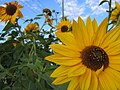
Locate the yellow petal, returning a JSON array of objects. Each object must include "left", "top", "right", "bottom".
[
  {"left": 115, "top": 1, "right": 120, "bottom": 11},
  {"left": 112, "top": 9, "right": 119, "bottom": 15},
  {"left": 11, "top": 14, "right": 17, "bottom": 24},
  {"left": 67, "top": 77, "right": 80, "bottom": 90},
  {"left": 110, "top": 15, "right": 117, "bottom": 20},
  {"left": 80, "top": 69, "right": 91, "bottom": 90},
  {"left": 88, "top": 71, "right": 98, "bottom": 90},
  {"left": 56, "top": 32, "right": 80, "bottom": 51},
  {"left": 100, "top": 68, "right": 117, "bottom": 90},
  {"left": 68, "top": 64, "right": 86, "bottom": 77},
  {"left": 93, "top": 18, "right": 108, "bottom": 46},
  {"left": 45, "top": 54, "right": 81, "bottom": 66},
  {"left": 49, "top": 44, "right": 80, "bottom": 57},
  {"left": 101, "top": 25, "right": 120, "bottom": 49},
  {"left": 109, "top": 64, "right": 120, "bottom": 71},
  {"left": 105, "top": 68, "right": 120, "bottom": 89},
  {"left": 98, "top": 71, "right": 111, "bottom": 90},
  {"left": 52, "top": 76, "right": 72, "bottom": 85},
  {"left": 72, "top": 19, "right": 85, "bottom": 49},
  {"left": 17, "top": 10, "right": 23, "bottom": 18},
  {"left": 109, "top": 55, "right": 120, "bottom": 64},
  {"left": 78, "top": 17, "right": 90, "bottom": 46},
  {"left": 106, "top": 41, "right": 120, "bottom": 55},
  {"left": 51, "top": 66, "right": 69, "bottom": 77},
  {"left": 18, "top": 4, "right": 24, "bottom": 8},
  {"left": 86, "top": 17, "right": 94, "bottom": 43},
  {"left": 92, "top": 18, "right": 98, "bottom": 33}
]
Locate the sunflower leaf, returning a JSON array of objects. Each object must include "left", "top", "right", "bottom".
[{"left": 99, "top": 0, "right": 109, "bottom": 6}]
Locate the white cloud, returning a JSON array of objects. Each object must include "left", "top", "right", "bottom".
[
  {"left": 85, "top": 0, "right": 107, "bottom": 15},
  {"left": 55, "top": 0, "right": 120, "bottom": 20},
  {"left": 55, "top": 0, "right": 88, "bottom": 20}
]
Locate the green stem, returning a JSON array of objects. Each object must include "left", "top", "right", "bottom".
[
  {"left": 106, "top": 0, "right": 112, "bottom": 31},
  {"left": 33, "top": 37, "right": 36, "bottom": 56},
  {"left": 40, "top": 21, "right": 46, "bottom": 31},
  {"left": 62, "top": 0, "right": 64, "bottom": 20}
]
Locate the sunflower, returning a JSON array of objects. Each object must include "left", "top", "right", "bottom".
[
  {"left": 24, "top": 23, "right": 39, "bottom": 33},
  {"left": 56, "top": 20, "right": 71, "bottom": 32},
  {"left": 110, "top": 1, "right": 120, "bottom": 22},
  {"left": 0, "top": 1, "right": 23, "bottom": 24},
  {"left": 45, "top": 16, "right": 120, "bottom": 90}
]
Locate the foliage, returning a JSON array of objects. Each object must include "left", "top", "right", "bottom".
[
  {"left": 0, "top": 3, "right": 68, "bottom": 89},
  {"left": 0, "top": 0, "right": 120, "bottom": 90}
]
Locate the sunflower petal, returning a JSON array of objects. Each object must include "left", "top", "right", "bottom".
[
  {"left": 56, "top": 32, "right": 80, "bottom": 51},
  {"left": 52, "top": 76, "right": 72, "bottom": 85},
  {"left": 115, "top": 1, "right": 120, "bottom": 11},
  {"left": 109, "top": 55, "right": 120, "bottom": 64},
  {"left": 106, "top": 41, "right": 120, "bottom": 55},
  {"left": 49, "top": 44, "right": 80, "bottom": 57},
  {"left": 72, "top": 19, "right": 85, "bottom": 49},
  {"left": 92, "top": 18, "right": 98, "bottom": 33},
  {"left": 105, "top": 68, "right": 120, "bottom": 89},
  {"left": 86, "top": 17, "right": 94, "bottom": 43},
  {"left": 80, "top": 69, "right": 91, "bottom": 90},
  {"left": 67, "top": 77, "right": 80, "bottom": 90},
  {"left": 68, "top": 64, "right": 86, "bottom": 77},
  {"left": 98, "top": 72, "right": 111, "bottom": 90},
  {"left": 78, "top": 17, "right": 90, "bottom": 46},
  {"left": 88, "top": 71, "right": 98, "bottom": 90},
  {"left": 45, "top": 54, "right": 81, "bottom": 66},
  {"left": 93, "top": 18, "right": 108, "bottom": 46},
  {"left": 99, "top": 69, "right": 119, "bottom": 90},
  {"left": 51, "top": 66, "right": 69, "bottom": 77},
  {"left": 101, "top": 25, "right": 120, "bottom": 49},
  {"left": 109, "top": 64, "right": 120, "bottom": 71},
  {"left": 17, "top": 10, "right": 23, "bottom": 18}
]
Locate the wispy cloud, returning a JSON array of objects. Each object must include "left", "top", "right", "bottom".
[
  {"left": 55, "top": 0, "right": 88, "bottom": 20},
  {"left": 55, "top": 0, "right": 120, "bottom": 20}
]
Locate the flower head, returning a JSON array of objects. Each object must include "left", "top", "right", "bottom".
[
  {"left": 0, "top": 1, "right": 23, "bottom": 24},
  {"left": 56, "top": 20, "right": 71, "bottom": 32},
  {"left": 110, "top": 1, "right": 120, "bottom": 22},
  {"left": 45, "top": 16, "right": 120, "bottom": 90},
  {"left": 24, "top": 23, "right": 39, "bottom": 33}
]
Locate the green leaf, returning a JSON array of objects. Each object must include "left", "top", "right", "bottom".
[
  {"left": 99, "top": 0, "right": 109, "bottom": 6},
  {"left": 2, "top": 22, "right": 15, "bottom": 37},
  {"left": 0, "top": 72, "right": 7, "bottom": 80},
  {"left": 13, "top": 44, "right": 24, "bottom": 60},
  {"left": 34, "top": 17, "right": 41, "bottom": 20},
  {"left": 37, "top": 14, "right": 44, "bottom": 16}
]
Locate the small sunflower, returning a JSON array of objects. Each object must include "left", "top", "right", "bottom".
[
  {"left": 56, "top": 20, "right": 71, "bottom": 32},
  {"left": 110, "top": 1, "right": 120, "bottom": 22},
  {"left": 45, "top": 16, "right": 120, "bottom": 90},
  {"left": 0, "top": 1, "right": 23, "bottom": 24},
  {"left": 24, "top": 23, "right": 39, "bottom": 33}
]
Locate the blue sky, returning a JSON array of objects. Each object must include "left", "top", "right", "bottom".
[{"left": 0, "top": 0, "right": 120, "bottom": 32}]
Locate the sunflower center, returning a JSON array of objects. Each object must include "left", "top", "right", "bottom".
[
  {"left": 61, "top": 25, "right": 68, "bottom": 32},
  {"left": 81, "top": 46, "right": 109, "bottom": 71},
  {"left": 6, "top": 4, "right": 17, "bottom": 15}
]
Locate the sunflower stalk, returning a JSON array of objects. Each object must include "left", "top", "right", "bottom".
[
  {"left": 107, "top": 0, "right": 112, "bottom": 31},
  {"left": 62, "top": 0, "right": 65, "bottom": 20}
]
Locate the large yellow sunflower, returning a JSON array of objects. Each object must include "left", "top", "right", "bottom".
[
  {"left": 0, "top": 1, "right": 23, "bottom": 24},
  {"left": 110, "top": 1, "right": 120, "bottom": 21},
  {"left": 45, "top": 16, "right": 120, "bottom": 90},
  {"left": 56, "top": 20, "right": 71, "bottom": 32}
]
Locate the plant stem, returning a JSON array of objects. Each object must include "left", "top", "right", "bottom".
[
  {"left": 107, "top": 0, "right": 112, "bottom": 31},
  {"left": 62, "top": 0, "right": 64, "bottom": 20}
]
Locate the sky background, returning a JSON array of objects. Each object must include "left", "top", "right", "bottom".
[{"left": 0, "top": 0, "right": 120, "bottom": 32}]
